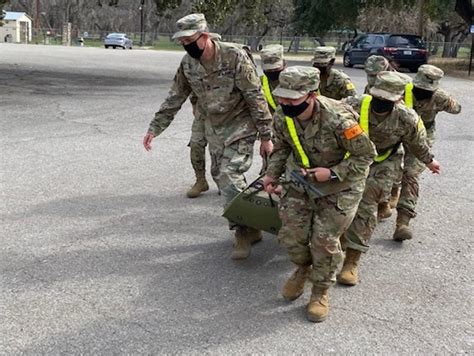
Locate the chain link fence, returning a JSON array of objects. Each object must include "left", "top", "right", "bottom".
[{"left": 25, "top": 28, "right": 473, "bottom": 60}]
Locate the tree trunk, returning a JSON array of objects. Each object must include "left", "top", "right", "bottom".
[{"left": 252, "top": 25, "right": 269, "bottom": 51}]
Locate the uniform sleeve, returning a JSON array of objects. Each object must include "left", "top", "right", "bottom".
[
  {"left": 148, "top": 63, "right": 192, "bottom": 136},
  {"left": 330, "top": 111, "right": 376, "bottom": 181},
  {"left": 338, "top": 72, "right": 357, "bottom": 98},
  {"left": 265, "top": 114, "right": 292, "bottom": 179},
  {"left": 401, "top": 109, "right": 434, "bottom": 164},
  {"left": 341, "top": 95, "right": 363, "bottom": 113},
  {"left": 235, "top": 51, "right": 273, "bottom": 140},
  {"left": 435, "top": 89, "right": 461, "bottom": 114}
]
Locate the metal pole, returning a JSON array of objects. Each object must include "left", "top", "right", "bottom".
[
  {"left": 469, "top": 35, "right": 473, "bottom": 76},
  {"left": 140, "top": 0, "right": 145, "bottom": 47},
  {"left": 35, "top": 0, "right": 40, "bottom": 43}
]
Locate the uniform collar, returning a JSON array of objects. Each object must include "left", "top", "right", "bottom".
[{"left": 292, "top": 99, "right": 320, "bottom": 139}]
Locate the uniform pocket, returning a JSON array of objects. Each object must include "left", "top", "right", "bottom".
[{"left": 237, "top": 136, "right": 255, "bottom": 155}]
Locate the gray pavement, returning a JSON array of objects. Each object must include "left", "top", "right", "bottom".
[{"left": 1, "top": 43, "right": 473, "bottom": 354}]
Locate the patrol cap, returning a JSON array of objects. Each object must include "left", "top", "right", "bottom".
[
  {"left": 397, "top": 72, "right": 413, "bottom": 85},
  {"left": 260, "top": 44, "right": 284, "bottom": 70},
  {"left": 364, "top": 55, "right": 389, "bottom": 74},
  {"left": 172, "top": 13, "right": 208, "bottom": 40},
  {"left": 272, "top": 66, "right": 320, "bottom": 99},
  {"left": 370, "top": 71, "right": 406, "bottom": 101},
  {"left": 413, "top": 64, "right": 444, "bottom": 91},
  {"left": 311, "top": 46, "right": 336, "bottom": 65}
]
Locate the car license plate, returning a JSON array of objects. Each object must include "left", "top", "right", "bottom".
[{"left": 403, "top": 50, "right": 412, "bottom": 55}]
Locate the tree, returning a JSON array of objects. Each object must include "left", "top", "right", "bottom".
[
  {"left": 293, "top": 0, "right": 359, "bottom": 37},
  {"left": 0, "top": 0, "right": 8, "bottom": 26}
]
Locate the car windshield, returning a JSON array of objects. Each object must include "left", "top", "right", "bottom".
[
  {"left": 387, "top": 35, "right": 425, "bottom": 48},
  {"left": 107, "top": 34, "right": 125, "bottom": 39}
]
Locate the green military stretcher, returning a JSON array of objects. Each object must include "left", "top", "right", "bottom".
[{"left": 223, "top": 177, "right": 282, "bottom": 235}]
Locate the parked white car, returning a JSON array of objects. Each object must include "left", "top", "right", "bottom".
[{"left": 104, "top": 33, "right": 133, "bottom": 49}]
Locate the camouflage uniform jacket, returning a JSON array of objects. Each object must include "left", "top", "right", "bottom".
[
  {"left": 267, "top": 96, "right": 376, "bottom": 183},
  {"left": 319, "top": 68, "right": 356, "bottom": 100},
  {"left": 148, "top": 41, "right": 273, "bottom": 144},
  {"left": 344, "top": 95, "right": 434, "bottom": 164},
  {"left": 413, "top": 88, "right": 461, "bottom": 136}
]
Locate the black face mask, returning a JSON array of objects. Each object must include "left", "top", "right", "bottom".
[
  {"left": 313, "top": 65, "right": 328, "bottom": 75},
  {"left": 412, "top": 86, "right": 434, "bottom": 101},
  {"left": 371, "top": 97, "right": 395, "bottom": 114},
  {"left": 264, "top": 70, "right": 282, "bottom": 82},
  {"left": 183, "top": 36, "right": 204, "bottom": 59},
  {"left": 280, "top": 98, "right": 310, "bottom": 118}
]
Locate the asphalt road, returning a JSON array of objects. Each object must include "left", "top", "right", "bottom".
[{"left": 1, "top": 44, "right": 473, "bottom": 354}]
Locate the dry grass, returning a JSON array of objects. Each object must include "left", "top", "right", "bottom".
[{"left": 429, "top": 57, "right": 470, "bottom": 70}]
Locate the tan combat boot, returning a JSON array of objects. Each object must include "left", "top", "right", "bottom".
[
  {"left": 377, "top": 201, "right": 392, "bottom": 220},
  {"left": 306, "top": 287, "right": 329, "bottom": 323},
  {"left": 389, "top": 186, "right": 400, "bottom": 209},
  {"left": 282, "top": 265, "right": 311, "bottom": 301},
  {"left": 231, "top": 227, "right": 262, "bottom": 260},
  {"left": 337, "top": 248, "right": 362, "bottom": 286},
  {"left": 393, "top": 212, "right": 412, "bottom": 241},
  {"left": 186, "top": 173, "right": 209, "bottom": 198}
]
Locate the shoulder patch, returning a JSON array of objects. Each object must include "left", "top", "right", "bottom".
[
  {"left": 344, "top": 124, "right": 363, "bottom": 140},
  {"left": 346, "top": 82, "right": 355, "bottom": 90}
]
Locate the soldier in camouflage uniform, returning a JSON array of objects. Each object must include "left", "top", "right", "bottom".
[
  {"left": 338, "top": 71, "right": 441, "bottom": 286},
  {"left": 260, "top": 44, "right": 286, "bottom": 114},
  {"left": 262, "top": 66, "right": 376, "bottom": 322},
  {"left": 186, "top": 33, "right": 222, "bottom": 199},
  {"left": 143, "top": 14, "right": 273, "bottom": 260},
  {"left": 364, "top": 55, "right": 402, "bottom": 220},
  {"left": 311, "top": 46, "right": 357, "bottom": 100},
  {"left": 364, "top": 55, "right": 391, "bottom": 94},
  {"left": 394, "top": 64, "right": 461, "bottom": 241}
]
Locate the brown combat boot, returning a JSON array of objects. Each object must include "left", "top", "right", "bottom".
[
  {"left": 282, "top": 265, "right": 311, "bottom": 301},
  {"left": 186, "top": 174, "right": 209, "bottom": 198},
  {"left": 337, "top": 248, "right": 362, "bottom": 286},
  {"left": 306, "top": 287, "right": 329, "bottom": 323},
  {"left": 393, "top": 212, "right": 412, "bottom": 241},
  {"left": 377, "top": 201, "right": 393, "bottom": 221},
  {"left": 231, "top": 227, "right": 262, "bottom": 260},
  {"left": 389, "top": 186, "right": 400, "bottom": 209}
]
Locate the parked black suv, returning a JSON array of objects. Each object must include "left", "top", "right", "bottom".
[{"left": 343, "top": 33, "right": 428, "bottom": 72}]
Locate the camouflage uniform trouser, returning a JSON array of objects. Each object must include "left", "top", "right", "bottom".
[
  {"left": 397, "top": 132, "right": 435, "bottom": 218},
  {"left": 204, "top": 120, "right": 256, "bottom": 227},
  {"left": 381, "top": 146, "right": 404, "bottom": 202},
  {"left": 278, "top": 181, "right": 365, "bottom": 289},
  {"left": 344, "top": 155, "right": 403, "bottom": 252},
  {"left": 188, "top": 114, "right": 209, "bottom": 177}
]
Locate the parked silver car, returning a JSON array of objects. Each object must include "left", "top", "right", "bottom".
[{"left": 104, "top": 33, "right": 133, "bottom": 49}]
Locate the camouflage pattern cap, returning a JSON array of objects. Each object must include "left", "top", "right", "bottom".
[
  {"left": 397, "top": 72, "right": 413, "bottom": 85},
  {"left": 172, "top": 13, "right": 208, "bottom": 40},
  {"left": 364, "top": 55, "right": 389, "bottom": 74},
  {"left": 311, "top": 46, "right": 336, "bottom": 65},
  {"left": 273, "top": 66, "right": 320, "bottom": 99},
  {"left": 413, "top": 64, "right": 444, "bottom": 91},
  {"left": 370, "top": 71, "right": 406, "bottom": 101},
  {"left": 260, "top": 44, "right": 284, "bottom": 70}
]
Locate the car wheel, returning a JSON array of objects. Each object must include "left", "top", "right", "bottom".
[
  {"left": 343, "top": 53, "right": 353, "bottom": 68},
  {"left": 122, "top": 46, "right": 126, "bottom": 50},
  {"left": 409, "top": 65, "right": 420, "bottom": 73},
  {"left": 104, "top": 45, "right": 109, "bottom": 49},
  {"left": 113, "top": 45, "right": 116, "bottom": 49}
]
